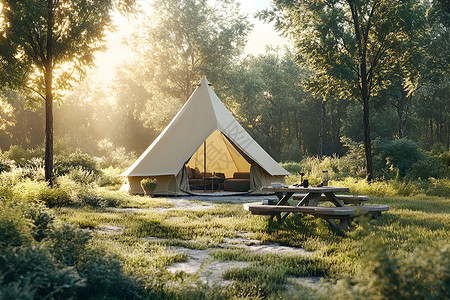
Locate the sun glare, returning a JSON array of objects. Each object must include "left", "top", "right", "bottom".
[{"left": 90, "top": 0, "right": 288, "bottom": 87}]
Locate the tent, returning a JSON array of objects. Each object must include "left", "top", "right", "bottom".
[{"left": 121, "top": 76, "right": 290, "bottom": 195}]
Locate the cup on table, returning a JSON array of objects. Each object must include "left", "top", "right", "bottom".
[{"left": 302, "top": 179, "right": 309, "bottom": 188}]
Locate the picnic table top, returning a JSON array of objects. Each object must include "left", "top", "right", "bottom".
[{"left": 262, "top": 186, "right": 350, "bottom": 193}]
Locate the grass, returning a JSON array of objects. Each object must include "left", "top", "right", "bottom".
[
  {"left": 1, "top": 164, "right": 449, "bottom": 298},
  {"left": 51, "top": 192, "right": 449, "bottom": 298}
]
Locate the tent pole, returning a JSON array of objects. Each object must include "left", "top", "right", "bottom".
[{"left": 204, "top": 141, "right": 206, "bottom": 192}]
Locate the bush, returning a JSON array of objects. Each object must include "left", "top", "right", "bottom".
[
  {"left": 54, "top": 150, "right": 100, "bottom": 176},
  {"left": 47, "top": 224, "right": 92, "bottom": 266},
  {"left": 141, "top": 178, "right": 158, "bottom": 196},
  {"left": 329, "top": 243, "right": 450, "bottom": 299},
  {"left": 0, "top": 275, "right": 37, "bottom": 300},
  {"left": 0, "top": 203, "right": 33, "bottom": 249},
  {"left": 407, "top": 157, "right": 447, "bottom": 180},
  {"left": 24, "top": 204, "right": 54, "bottom": 242},
  {"left": 280, "top": 162, "right": 303, "bottom": 175},
  {"left": 79, "top": 189, "right": 123, "bottom": 207},
  {"left": 76, "top": 250, "right": 140, "bottom": 299},
  {"left": 0, "top": 246, "right": 85, "bottom": 299},
  {"left": 39, "top": 186, "right": 72, "bottom": 208},
  {"left": 3, "top": 145, "right": 32, "bottom": 166},
  {"left": 65, "top": 167, "right": 97, "bottom": 185},
  {"left": 0, "top": 156, "right": 12, "bottom": 173},
  {"left": 374, "top": 139, "right": 425, "bottom": 178},
  {"left": 340, "top": 137, "right": 366, "bottom": 178},
  {"left": 0, "top": 201, "right": 140, "bottom": 299}
]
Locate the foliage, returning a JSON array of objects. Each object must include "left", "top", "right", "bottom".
[
  {"left": 227, "top": 49, "right": 316, "bottom": 160},
  {"left": 141, "top": 178, "right": 158, "bottom": 195},
  {"left": 0, "top": 156, "right": 12, "bottom": 173},
  {"left": 374, "top": 139, "right": 426, "bottom": 178},
  {"left": 261, "top": 0, "right": 427, "bottom": 181},
  {"left": 121, "top": 0, "right": 251, "bottom": 133},
  {"left": 54, "top": 150, "right": 100, "bottom": 176},
  {"left": 408, "top": 157, "right": 448, "bottom": 180},
  {"left": 280, "top": 143, "right": 303, "bottom": 163},
  {"left": 0, "top": 201, "right": 140, "bottom": 299}
]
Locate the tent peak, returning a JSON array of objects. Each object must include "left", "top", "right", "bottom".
[{"left": 198, "top": 75, "right": 212, "bottom": 86}]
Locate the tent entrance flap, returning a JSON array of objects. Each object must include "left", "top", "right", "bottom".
[{"left": 186, "top": 130, "right": 250, "bottom": 178}]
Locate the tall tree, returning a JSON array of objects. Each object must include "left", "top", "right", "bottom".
[
  {"left": 0, "top": 0, "right": 136, "bottom": 183},
  {"left": 260, "top": 0, "right": 426, "bottom": 181},
  {"left": 125, "top": 0, "right": 251, "bottom": 119}
]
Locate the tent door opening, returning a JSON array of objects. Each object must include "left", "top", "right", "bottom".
[{"left": 185, "top": 130, "right": 251, "bottom": 193}]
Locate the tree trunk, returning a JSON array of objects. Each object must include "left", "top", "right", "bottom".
[
  {"left": 362, "top": 96, "right": 373, "bottom": 182},
  {"left": 318, "top": 98, "right": 326, "bottom": 159},
  {"left": 44, "top": 0, "right": 54, "bottom": 185},
  {"left": 430, "top": 118, "right": 434, "bottom": 148},
  {"left": 396, "top": 87, "right": 409, "bottom": 139},
  {"left": 349, "top": 2, "right": 373, "bottom": 182}
]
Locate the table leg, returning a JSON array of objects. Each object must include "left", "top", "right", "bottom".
[
  {"left": 324, "top": 192, "right": 345, "bottom": 207},
  {"left": 296, "top": 193, "right": 314, "bottom": 206},
  {"left": 276, "top": 192, "right": 294, "bottom": 206},
  {"left": 308, "top": 193, "right": 321, "bottom": 206}
]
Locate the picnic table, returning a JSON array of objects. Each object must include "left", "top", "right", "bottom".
[{"left": 244, "top": 186, "right": 389, "bottom": 229}]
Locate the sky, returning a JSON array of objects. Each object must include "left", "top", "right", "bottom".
[{"left": 92, "top": 0, "right": 289, "bottom": 84}]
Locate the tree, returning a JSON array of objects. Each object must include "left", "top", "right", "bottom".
[
  {"left": 226, "top": 49, "right": 315, "bottom": 160},
  {"left": 260, "top": 0, "right": 426, "bottom": 181},
  {"left": 0, "top": 0, "right": 136, "bottom": 183},
  {"left": 123, "top": 0, "right": 251, "bottom": 129}
]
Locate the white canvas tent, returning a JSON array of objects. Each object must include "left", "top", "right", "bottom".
[{"left": 121, "top": 76, "right": 290, "bottom": 195}]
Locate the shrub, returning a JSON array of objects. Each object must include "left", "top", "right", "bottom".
[
  {"left": 24, "top": 204, "right": 54, "bottom": 242},
  {"left": 331, "top": 243, "right": 450, "bottom": 299},
  {"left": 407, "top": 157, "right": 447, "bottom": 180},
  {"left": 39, "top": 186, "right": 72, "bottom": 208},
  {"left": 0, "top": 275, "right": 37, "bottom": 300},
  {"left": 65, "top": 167, "right": 97, "bottom": 185},
  {"left": 0, "top": 203, "right": 33, "bottom": 249},
  {"left": 54, "top": 150, "right": 100, "bottom": 176},
  {"left": 3, "top": 145, "right": 32, "bottom": 166},
  {"left": 0, "top": 156, "right": 12, "bottom": 173},
  {"left": 280, "top": 162, "right": 303, "bottom": 175},
  {"left": 96, "top": 167, "right": 125, "bottom": 187},
  {"left": 79, "top": 189, "right": 122, "bottom": 207},
  {"left": 340, "top": 137, "right": 366, "bottom": 178},
  {"left": 47, "top": 224, "right": 91, "bottom": 266},
  {"left": 76, "top": 250, "right": 140, "bottom": 299},
  {"left": 374, "top": 139, "right": 425, "bottom": 178},
  {"left": 421, "top": 178, "right": 450, "bottom": 197},
  {"left": 141, "top": 178, "right": 158, "bottom": 196},
  {"left": 0, "top": 246, "right": 85, "bottom": 299}
]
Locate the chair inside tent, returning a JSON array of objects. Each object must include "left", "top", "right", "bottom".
[{"left": 185, "top": 130, "right": 252, "bottom": 193}]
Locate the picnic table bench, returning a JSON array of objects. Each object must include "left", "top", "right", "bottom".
[
  {"left": 292, "top": 194, "right": 369, "bottom": 205},
  {"left": 244, "top": 186, "right": 389, "bottom": 230}
]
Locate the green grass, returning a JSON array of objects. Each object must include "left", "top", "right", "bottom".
[
  {"left": 2, "top": 165, "right": 449, "bottom": 298},
  {"left": 51, "top": 191, "right": 449, "bottom": 298}
]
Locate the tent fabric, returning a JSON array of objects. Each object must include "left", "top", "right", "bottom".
[{"left": 122, "top": 76, "right": 290, "bottom": 195}]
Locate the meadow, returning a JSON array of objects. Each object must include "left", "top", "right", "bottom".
[{"left": 0, "top": 148, "right": 449, "bottom": 299}]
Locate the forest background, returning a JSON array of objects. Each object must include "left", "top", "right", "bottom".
[{"left": 0, "top": 0, "right": 448, "bottom": 181}]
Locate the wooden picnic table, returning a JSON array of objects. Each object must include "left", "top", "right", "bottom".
[{"left": 245, "top": 186, "right": 389, "bottom": 229}]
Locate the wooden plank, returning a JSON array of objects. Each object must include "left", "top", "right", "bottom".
[
  {"left": 293, "top": 194, "right": 369, "bottom": 204},
  {"left": 324, "top": 192, "right": 345, "bottom": 207},
  {"left": 262, "top": 186, "right": 350, "bottom": 193},
  {"left": 244, "top": 202, "right": 389, "bottom": 218},
  {"left": 293, "top": 194, "right": 369, "bottom": 201},
  {"left": 244, "top": 202, "right": 355, "bottom": 216}
]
